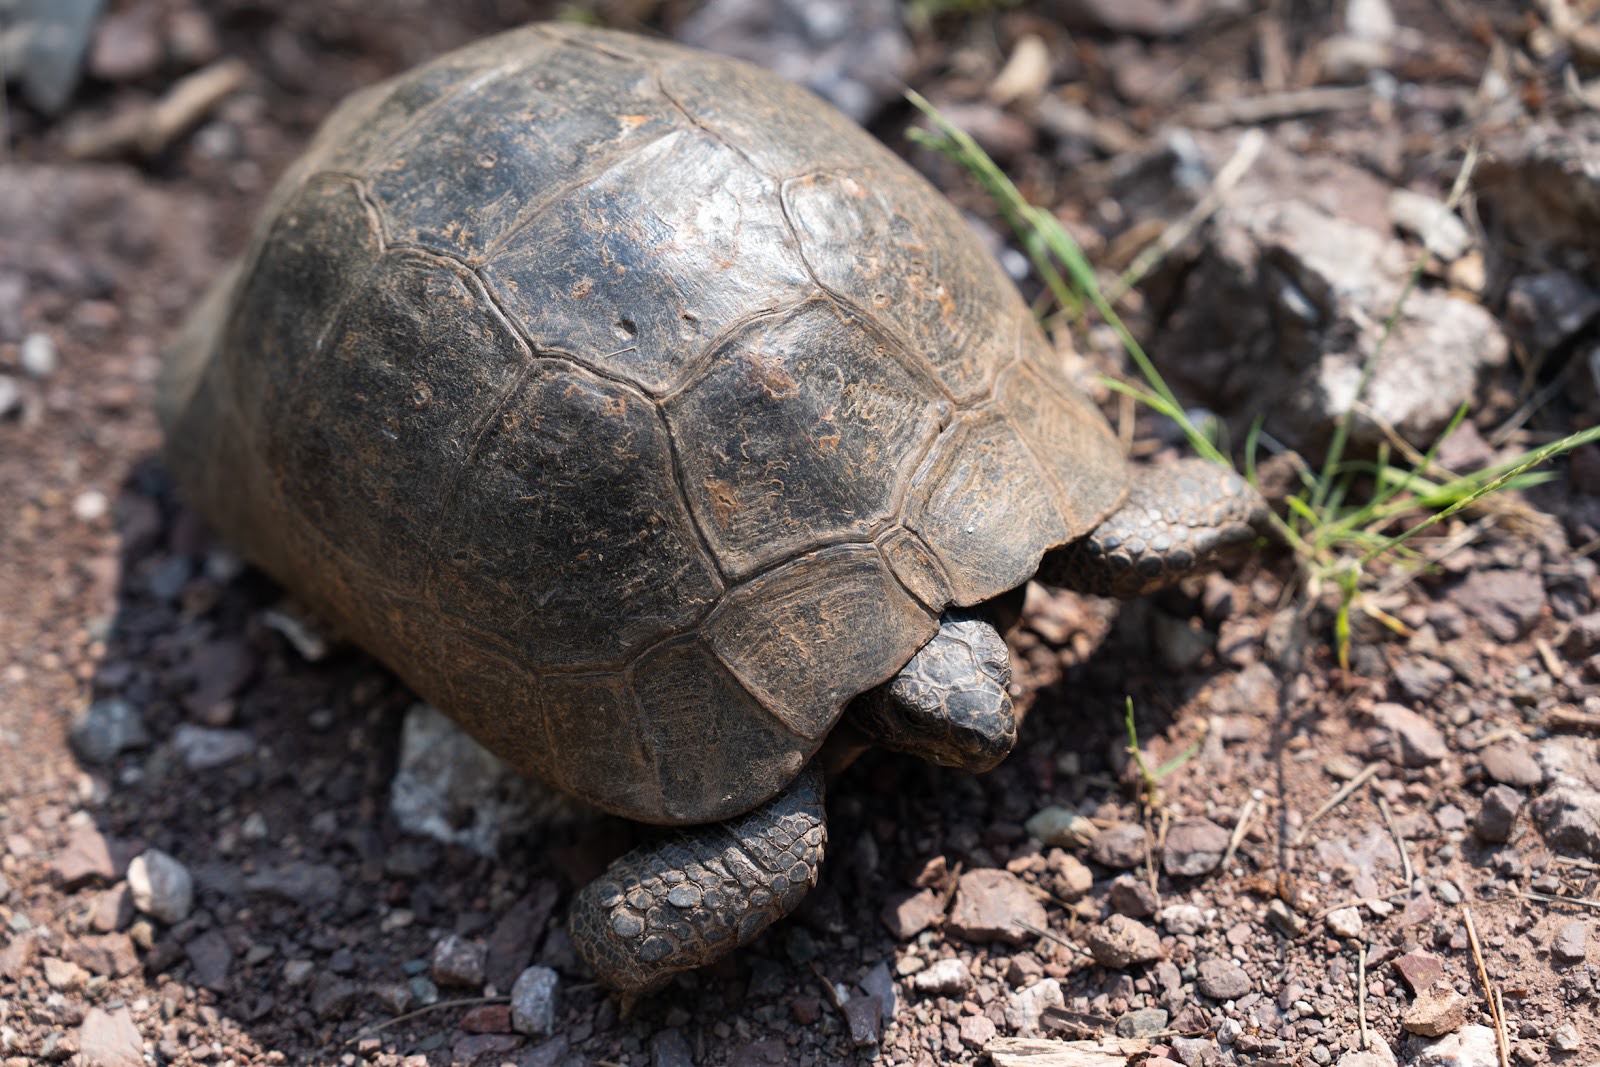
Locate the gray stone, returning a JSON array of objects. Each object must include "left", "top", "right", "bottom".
[
  {"left": 1553, "top": 920, "right": 1589, "bottom": 963},
  {"left": 860, "top": 960, "right": 897, "bottom": 1019},
  {"left": 171, "top": 724, "right": 255, "bottom": 771},
  {"left": 1158, "top": 903, "right": 1208, "bottom": 935},
  {"left": 1197, "top": 957, "right": 1250, "bottom": 999},
  {"left": 127, "top": 849, "right": 193, "bottom": 924},
  {"left": 651, "top": 1028, "right": 693, "bottom": 1067},
  {"left": 1044, "top": 850, "right": 1094, "bottom": 901},
  {"left": 911, "top": 957, "right": 971, "bottom": 995},
  {"left": 12, "top": 0, "right": 107, "bottom": 115},
  {"left": 1090, "top": 823, "right": 1149, "bottom": 868},
  {"left": 511, "top": 965, "right": 559, "bottom": 1036},
  {"left": 1411, "top": 1024, "right": 1499, "bottom": 1067},
  {"left": 1336, "top": 1046, "right": 1399, "bottom": 1067},
  {"left": 1086, "top": 915, "right": 1164, "bottom": 968},
  {"left": 69, "top": 698, "right": 148, "bottom": 764},
  {"left": 243, "top": 862, "right": 342, "bottom": 906},
  {"left": 1551, "top": 1023, "right": 1581, "bottom": 1052},
  {"left": 1473, "top": 785, "right": 1522, "bottom": 844},
  {"left": 1452, "top": 570, "right": 1546, "bottom": 642},
  {"left": 1116, "top": 1007, "right": 1170, "bottom": 1038},
  {"left": 309, "top": 974, "right": 359, "bottom": 1020},
  {"left": 1162, "top": 818, "right": 1230, "bottom": 876},
  {"left": 76, "top": 1006, "right": 143, "bottom": 1067},
  {"left": 1505, "top": 271, "right": 1600, "bottom": 356},
  {"left": 843, "top": 993, "right": 881, "bottom": 1047},
  {"left": 390, "top": 703, "right": 572, "bottom": 857},
  {"left": 184, "top": 929, "right": 233, "bottom": 991},
  {"left": 1533, "top": 784, "right": 1600, "bottom": 859},
  {"left": 946, "top": 869, "right": 1047, "bottom": 945},
  {"left": 1388, "top": 190, "right": 1471, "bottom": 261},
  {"left": 1371, "top": 702, "right": 1448, "bottom": 767}
]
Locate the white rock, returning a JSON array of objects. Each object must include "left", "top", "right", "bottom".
[
  {"left": 171, "top": 724, "right": 256, "bottom": 771},
  {"left": 1025, "top": 804, "right": 1096, "bottom": 848},
  {"left": 1412, "top": 1025, "right": 1500, "bottom": 1067},
  {"left": 1388, "top": 189, "right": 1473, "bottom": 262},
  {"left": 1336, "top": 1043, "right": 1399, "bottom": 1067},
  {"left": 1003, "top": 978, "right": 1063, "bottom": 1037},
  {"left": 1325, "top": 906, "right": 1364, "bottom": 939},
  {"left": 20, "top": 332, "right": 59, "bottom": 379},
  {"left": 911, "top": 958, "right": 971, "bottom": 995},
  {"left": 127, "top": 849, "right": 194, "bottom": 924}
]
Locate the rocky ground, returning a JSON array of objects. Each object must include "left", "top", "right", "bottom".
[{"left": 3, "top": 1, "right": 1600, "bottom": 1066}]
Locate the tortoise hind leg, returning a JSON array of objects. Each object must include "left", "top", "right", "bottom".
[
  {"left": 845, "top": 610, "right": 1016, "bottom": 773},
  {"left": 569, "top": 765, "right": 826, "bottom": 996},
  {"left": 1037, "top": 457, "right": 1267, "bottom": 599}
]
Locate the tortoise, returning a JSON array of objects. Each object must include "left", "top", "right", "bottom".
[{"left": 158, "top": 23, "right": 1267, "bottom": 995}]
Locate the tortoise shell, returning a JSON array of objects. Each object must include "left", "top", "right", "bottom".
[{"left": 159, "top": 23, "right": 1128, "bottom": 825}]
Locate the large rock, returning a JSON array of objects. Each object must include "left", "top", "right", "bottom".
[
  {"left": 1411, "top": 1025, "right": 1499, "bottom": 1067},
  {"left": 1533, "top": 784, "right": 1600, "bottom": 860},
  {"left": 946, "top": 869, "right": 1048, "bottom": 945},
  {"left": 1157, "top": 147, "right": 1509, "bottom": 454},
  {"left": 1086, "top": 915, "right": 1164, "bottom": 967},
  {"left": 76, "top": 1006, "right": 143, "bottom": 1067}
]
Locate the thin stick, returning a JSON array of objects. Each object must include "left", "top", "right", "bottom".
[
  {"left": 1220, "top": 795, "right": 1259, "bottom": 872},
  {"left": 1356, "top": 944, "right": 1369, "bottom": 1049},
  {"left": 1463, "top": 907, "right": 1508, "bottom": 1067},
  {"left": 1292, "top": 762, "right": 1381, "bottom": 845},
  {"left": 1311, "top": 888, "right": 1408, "bottom": 922},
  {"left": 1377, "top": 795, "right": 1413, "bottom": 889},
  {"left": 1181, "top": 85, "right": 1373, "bottom": 128},
  {"left": 1494, "top": 986, "right": 1510, "bottom": 1067},
  {"left": 344, "top": 996, "right": 509, "bottom": 1044},
  {"left": 1510, "top": 889, "right": 1600, "bottom": 910}
]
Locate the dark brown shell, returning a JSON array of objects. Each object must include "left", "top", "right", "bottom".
[{"left": 159, "top": 24, "right": 1127, "bottom": 825}]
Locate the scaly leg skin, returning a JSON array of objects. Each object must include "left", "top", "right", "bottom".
[
  {"left": 845, "top": 611, "right": 1016, "bottom": 773},
  {"left": 569, "top": 765, "right": 825, "bottom": 996},
  {"left": 1037, "top": 457, "right": 1268, "bottom": 599}
]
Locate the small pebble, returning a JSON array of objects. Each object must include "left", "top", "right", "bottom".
[
  {"left": 127, "top": 849, "right": 194, "bottom": 924},
  {"left": 20, "top": 332, "right": 59, "bottom": 379},
  {"left": 510, "top": 965, "right": 558, "bottom": 1035}
]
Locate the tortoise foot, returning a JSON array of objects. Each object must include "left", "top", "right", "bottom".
[
  {"left": 569, "top": 765, "right": 826, "bottom": 995},
  {"left": 1039, "top": 457, "right": 1268, "bottom": 599}
]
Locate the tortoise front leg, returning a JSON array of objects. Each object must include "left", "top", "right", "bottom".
[
  {"left": 1037, "top": 457, "right": 1268, "bottom": 599},
  {"left": 846, "top": 610, "right": 1016, "bottom": 773},
  {"left": 569, "top": 765, "right": 826, "bottom": 995}
]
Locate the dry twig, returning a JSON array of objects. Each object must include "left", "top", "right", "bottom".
[
  {"left": 1220, "top": 794, "right": 1260, "bottom": 873},
  {"left": 1181, "top": 85, "right": 1371, "bottom": 128},
  {"left": 66, "top": 58, "right": 249, "bottom": 160},
  {"left": 1464, "top": 907, "right": 1510, "bottom": 1067},
  {"left": 1377, "top": 795, "right": 1414, "bottom": 889},
  {"left": 1356, "top": 943, "right": 1369, "bottom": 1049},
  {"left": 1292, "top": 762, "right": 1381, "bottom": 845}
]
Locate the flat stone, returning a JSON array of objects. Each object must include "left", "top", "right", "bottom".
[
  {"left": 946, "top": 869, "right": 1047, "bottom": 945},
  {"left": 651, "top": 1029, "right": 693, "bottom": 1067},
  {"left": 171, "top": 724, "right": 256, "bottom": 771},
  {"left": 1402, "top": 980, "right": 1467, "bottom": 1037},
  {"left": 53, "top": 823, "right": 117, "bottom": 888},
  {"left": 452, "top": 1034, "right": 523, "bottom": 1063},
  {"left": 90, "top": 883, "right": 133, "bottom": 932},
  {"left": 511, "top": 965, "right": 559, "bottom": 1036},
  {"left": 77, "top": 1006, "right": 143, "bottom": 1067},
  {"left": 958, "top": 1014, "right": 997, "bottom": 1050},
  {"left": 128, "top": 848, "right": 194, "bottom": 924},
  {"left": 1336, "top": 1046, "right": 1399, "bottom": 1067},
  {"left": 1552, "top": 1023, "right": 1581, "bottom": 1052},
  {"left": 1371, "top": 703, "right": 1448, "bottom": 767},
  {"left": 1004, "top": 977, "right": 1063, "bottom": 1036},
  {"left": 1392, "top": 951, "right": 1445, "bottom": 994},
  {"left": 1162, "top": 818, "right": 1230, "bottom": 877},
  {"left": 1452, "top": 569, "right": 1546, "bottom": 642},
  {"left": 1479, "top": 744, "right": 1543, "bottom": 787},
  {"left": 911, "top": 957, "right": 971, "bottom": 995},
  {"left": 1086, "top": 915, "right": 1164, "bottom": 968},
  {"left": 1158, "top": 904, "right": 1208, "bottom": 935},
  {"left": 1197, "top": 957, "right": 1251, "bottom": 1000},
  {"left": 464, "top": 1004, "right": 512, "bottom": 1030},
  {"left": 843, "top": 993, "right": 881, "bottom": 1047},
  {"left": 432, "top": 934, "right": 487, "bottom": 988},
  {"left": 485, "top": 882, "right": 558, "bottom": 993},
  {"left": 62, "top": 933, "right": 138, "bottom": 977},
  {"left": 184, "top": 929, "right": 233, "bottom": 991},
  {"left": 1412, "top": 1024, "right": 1499, "bottom": 1067},
  {"left": 43, "top": 956, "right": 88, "bottom": 991},
  {"left": 1532, "top": 784, "right": 1600, "bottom": 859},
  {"left": 309, "top": 974, "right": 359, "bottom": 1020},
  {"left": 1116, "top": 1007, "right": 1170, "bottom": 1038},
  {"left": 243, "top": 861, "right": 342, "bottom": 906},
  {"left": 880, "top": 888, "right": 943, "bottom": 939},
  {"left": 860, "top": 961, "right": 897, "bottom": 1019},
  {"left": 1553, "top": 920, "right": 1589, "bottom": 963},
  {"left": 1473, "top": 785, "right": 1522, "bottom": 844},
  {"left": 1090, "top": 823, "right": 1149, "bottom": 868}
]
